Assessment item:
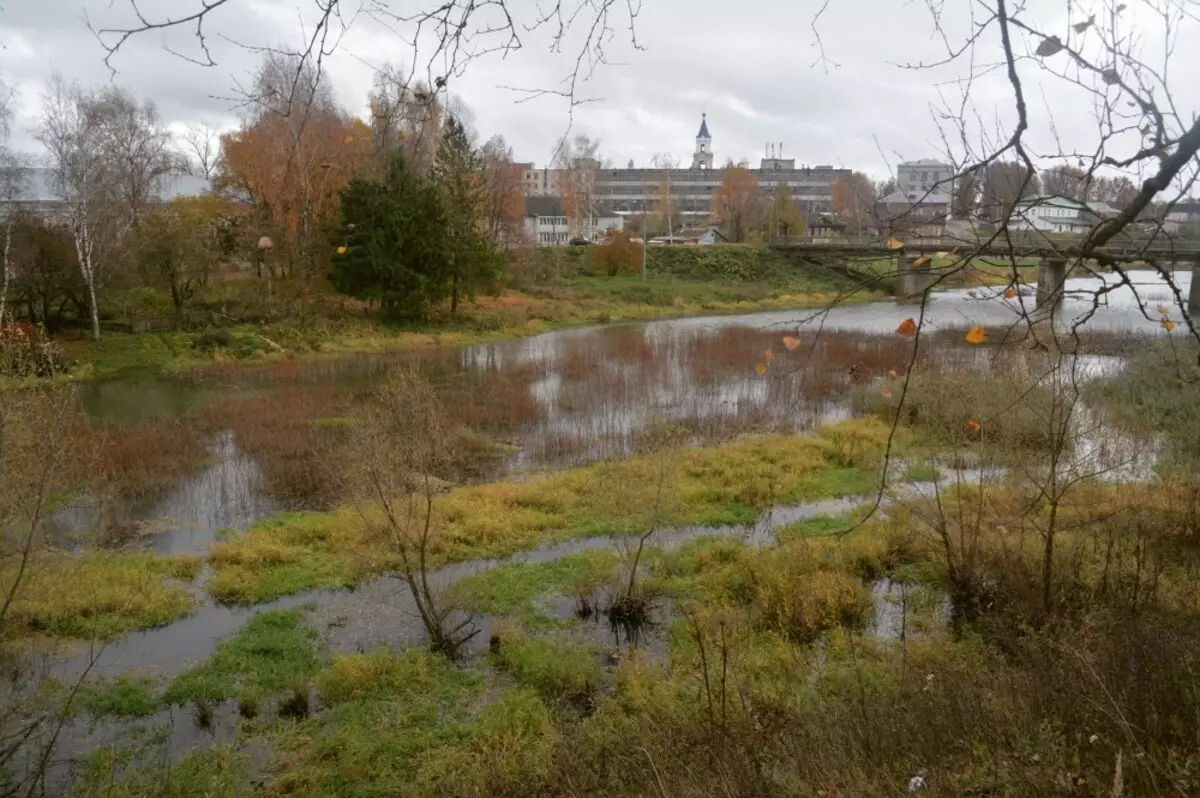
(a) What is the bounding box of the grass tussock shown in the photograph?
[0,551,199,639]
[206,419,894,604]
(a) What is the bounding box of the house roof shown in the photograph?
[524,196,566,217]
[1014,194,1088,209]
[899,159,952,168]
[675,226,726,241]
[1085,201,1121,217]
[6,167,211,203]
[697,114,711,140]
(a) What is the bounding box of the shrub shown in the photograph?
[191,327,236,353]
[0,324,70,377]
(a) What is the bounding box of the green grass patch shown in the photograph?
[163,608,323,706]
[1,551,199,639]
[775,513,860,541]
[453,549,618,627]
[73,743,254,797]
[206,419,896,604]
[312,415,356,429]
[903,461,940,483]
[316,647,481,707]
[70,674,163,719]
[274,673,557,797]
[491,629,603,703]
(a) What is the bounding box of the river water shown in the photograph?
[51,270,1181,559]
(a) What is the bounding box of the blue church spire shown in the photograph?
[697,112,711,139]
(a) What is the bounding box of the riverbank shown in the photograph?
[60,273,877,380]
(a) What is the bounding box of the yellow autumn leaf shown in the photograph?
[965,326,987,344]
[1162,318,1176,331]
[912,255,931,267]
[1004,287,1018,299]
[887,237,904,250]
[755,362,768,376]
[342,134,356,144]
[763,349,774,362]
[336,246,347,255]
[782,335,800,351]
[896,318,918,338]
[964,419,982,435]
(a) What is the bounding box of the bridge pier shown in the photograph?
[899,255,934,299]
[1188,264,1200,316]
[1036,258,1067,311]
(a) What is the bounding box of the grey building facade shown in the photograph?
[520,116,850,225]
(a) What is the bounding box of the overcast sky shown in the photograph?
[2,0,1198,181]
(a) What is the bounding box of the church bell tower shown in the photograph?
[691,112,713,170]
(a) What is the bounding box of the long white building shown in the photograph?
[517,115,851,224]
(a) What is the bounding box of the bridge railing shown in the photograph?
[767,233,1200,256]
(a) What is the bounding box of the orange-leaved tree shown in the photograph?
[217,53,371,282]
[830,171,876,231]
[480,135,526,245]
[711,160,760,243]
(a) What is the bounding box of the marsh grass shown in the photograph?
[0,551,199,639]
[490,627,603,705]
[453,550,618,627]
[205,419,893,604]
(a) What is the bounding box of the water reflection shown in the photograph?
[46,430,273,555]
[70,271,1183,552]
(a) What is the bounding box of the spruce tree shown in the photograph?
[434,116,501,314]
[332,151,450,318]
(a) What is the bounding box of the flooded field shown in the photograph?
[15,270,1197,793]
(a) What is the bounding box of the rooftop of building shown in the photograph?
[898,158,953,168]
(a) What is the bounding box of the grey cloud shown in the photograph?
[1,0,1196,181]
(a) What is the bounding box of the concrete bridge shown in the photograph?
[767,236,1200,312]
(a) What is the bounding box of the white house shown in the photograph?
[1010,195,1094,233]
[523,196,623,245]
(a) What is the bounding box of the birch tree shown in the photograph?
[35,77,115,341]
[92,86,175,229]
[0,79,18,327]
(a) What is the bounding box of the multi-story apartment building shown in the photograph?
[897,158,954,198]
[517,116,850,226]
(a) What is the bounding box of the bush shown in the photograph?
[0,324,71,377]
[192,327,236,353]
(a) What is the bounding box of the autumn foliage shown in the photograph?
[217,107,370,278]
[711,161,760,243]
